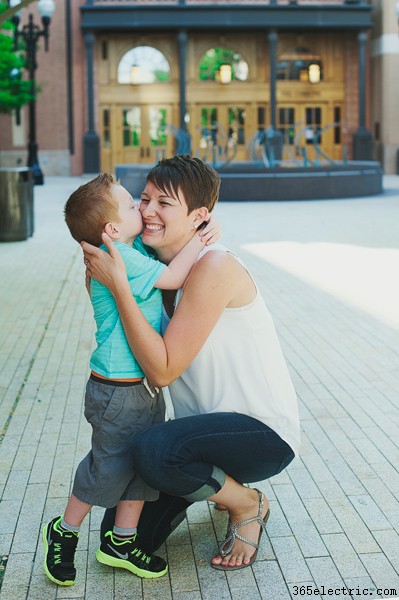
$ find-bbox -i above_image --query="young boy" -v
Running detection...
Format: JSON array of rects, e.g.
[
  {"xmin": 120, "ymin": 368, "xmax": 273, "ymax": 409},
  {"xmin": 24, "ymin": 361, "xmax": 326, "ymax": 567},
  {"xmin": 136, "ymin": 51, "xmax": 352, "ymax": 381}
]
[{"xmin": 43, "ymin": 173, "xmax": 213, "ymax": 586}]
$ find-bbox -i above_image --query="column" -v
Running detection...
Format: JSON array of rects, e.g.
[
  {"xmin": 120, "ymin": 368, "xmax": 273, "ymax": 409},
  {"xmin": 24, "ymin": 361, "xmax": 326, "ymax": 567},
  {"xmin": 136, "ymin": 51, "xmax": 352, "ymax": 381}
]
[
  {"xmin": 267, "ymin": 29, "xmax": 283, "ymax": 165},
  {"xmin": 353, "ymin": 31, "xmax": 373, "ymax": 160},
  {"xmin": 83, "ymin": 31, "xmax": 100, "ymax": 173},
  {"xmin": 177, "ymin": 29, "xmax": 191, "ymax": 153}
]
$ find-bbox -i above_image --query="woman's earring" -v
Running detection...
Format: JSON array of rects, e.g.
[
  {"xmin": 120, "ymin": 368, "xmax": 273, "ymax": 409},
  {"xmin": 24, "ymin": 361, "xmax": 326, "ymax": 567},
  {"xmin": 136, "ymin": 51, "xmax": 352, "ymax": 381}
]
[{"xmin": 192, "ymin": 222, "xmax": 199, "ymax": 229}]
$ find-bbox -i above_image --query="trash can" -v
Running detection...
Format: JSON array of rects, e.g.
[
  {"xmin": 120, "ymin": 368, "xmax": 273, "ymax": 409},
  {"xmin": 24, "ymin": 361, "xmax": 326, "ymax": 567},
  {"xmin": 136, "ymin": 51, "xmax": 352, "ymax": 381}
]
[{"xmin": 0, "ymin": 168, "xmax": 34, "ymax": 242}]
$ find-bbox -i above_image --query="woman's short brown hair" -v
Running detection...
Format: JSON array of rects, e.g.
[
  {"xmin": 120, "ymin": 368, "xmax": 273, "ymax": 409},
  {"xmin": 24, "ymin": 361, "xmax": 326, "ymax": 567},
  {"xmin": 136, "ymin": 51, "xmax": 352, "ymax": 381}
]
[
  {"xmin": 146, "ymin": 155, "xmax": 220, "ymax": 214},
  {"xmin": 64, "ymin": 173, "xmax": 120, "ymax": 246}
]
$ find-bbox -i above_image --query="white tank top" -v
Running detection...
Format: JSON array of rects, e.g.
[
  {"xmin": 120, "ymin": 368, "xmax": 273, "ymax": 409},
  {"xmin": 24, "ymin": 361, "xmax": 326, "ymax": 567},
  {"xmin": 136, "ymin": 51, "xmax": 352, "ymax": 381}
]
[{"xmin": 161, "ymin": 244, "xmax": 301, "ymax": 455}]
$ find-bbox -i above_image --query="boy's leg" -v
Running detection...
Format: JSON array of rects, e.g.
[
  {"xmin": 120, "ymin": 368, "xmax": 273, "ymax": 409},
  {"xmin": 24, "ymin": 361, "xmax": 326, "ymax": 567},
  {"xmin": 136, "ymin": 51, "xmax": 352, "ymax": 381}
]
[
  {"xmin": 101, "ymin": 493, "xmax": 192, "ymax": 553},
  {"xmin": 112, "ymin": 499, "xmax": 143, "ymax": 542},
  {"xmin": 63, "ymin": 493, "xmax": 92, "ymax": 528},
  {"xmin": 96, "ymin": 499, "xmax": 168, "ymax": 578},
  {"xmin": 114, "ymin": 499, "xmax": 144, "ymax": 531},
  {"xmin": 43, "ymin": 494, "xmax": 91, "ymax": 587}
]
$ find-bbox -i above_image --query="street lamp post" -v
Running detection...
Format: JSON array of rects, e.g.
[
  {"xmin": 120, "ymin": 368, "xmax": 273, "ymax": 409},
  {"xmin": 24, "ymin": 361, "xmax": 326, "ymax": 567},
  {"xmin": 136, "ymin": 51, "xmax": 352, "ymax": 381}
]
[{"xmin": 9, "ymin": 0, "xmax": 55, "ymax": 185}]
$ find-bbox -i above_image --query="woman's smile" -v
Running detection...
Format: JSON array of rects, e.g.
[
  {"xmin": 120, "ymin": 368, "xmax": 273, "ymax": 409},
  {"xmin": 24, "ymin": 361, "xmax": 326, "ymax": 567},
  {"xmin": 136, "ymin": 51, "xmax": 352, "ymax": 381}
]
[{"xmin": 144, "ymin": 223, "xmax": 164, "ymax": 232}]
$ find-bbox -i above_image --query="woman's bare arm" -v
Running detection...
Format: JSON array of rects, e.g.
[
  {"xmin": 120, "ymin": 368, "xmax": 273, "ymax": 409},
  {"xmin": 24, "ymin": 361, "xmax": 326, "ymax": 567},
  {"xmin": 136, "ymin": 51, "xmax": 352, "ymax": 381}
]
[{"xmin": 82, "ymin": 235, "xmax": 239, "ymax": 386}]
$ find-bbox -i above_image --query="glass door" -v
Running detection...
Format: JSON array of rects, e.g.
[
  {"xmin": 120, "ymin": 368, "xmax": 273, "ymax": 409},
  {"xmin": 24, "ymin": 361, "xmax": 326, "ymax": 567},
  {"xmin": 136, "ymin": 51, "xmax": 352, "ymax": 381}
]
[
  {"xmin": 192, "ymin": 105, "xmax": 249, "ymax": 162},
  {"xmin": 100, "ymin": 107, "xmax": 113, "ymax": 172},
  {"xmin": 277, "ymin": 106, "xmax": 297, "ymax": 162},
  {"xmin": 116, "ymin": 105, "xmax": 173, "ymax": 165},
  {"xmin": 277, "ymin": 104, "xmax": 343, "ymax": 164}
]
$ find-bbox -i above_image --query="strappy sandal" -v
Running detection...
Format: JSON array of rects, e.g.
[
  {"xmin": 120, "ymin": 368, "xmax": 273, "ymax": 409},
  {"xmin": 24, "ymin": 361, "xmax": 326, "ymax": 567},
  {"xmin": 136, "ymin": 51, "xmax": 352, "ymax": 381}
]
[{"xmin": 211, "ymin": 488, "xmax": 270, "ymax": 571}]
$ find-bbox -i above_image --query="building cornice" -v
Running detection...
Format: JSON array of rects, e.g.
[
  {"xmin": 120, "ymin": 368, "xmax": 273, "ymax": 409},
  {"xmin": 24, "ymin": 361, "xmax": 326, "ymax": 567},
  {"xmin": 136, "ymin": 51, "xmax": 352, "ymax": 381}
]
[{"xmin": 80, "ymin": 4, "xmax": 373, "ymax": 33}]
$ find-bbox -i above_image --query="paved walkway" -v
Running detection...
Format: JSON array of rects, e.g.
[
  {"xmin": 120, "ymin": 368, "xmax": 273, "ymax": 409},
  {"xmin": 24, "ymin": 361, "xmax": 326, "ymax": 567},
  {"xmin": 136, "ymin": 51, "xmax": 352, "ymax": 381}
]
[{"xmin": 0, "ymin": 176, "xmax": 398, "ymax": 600}]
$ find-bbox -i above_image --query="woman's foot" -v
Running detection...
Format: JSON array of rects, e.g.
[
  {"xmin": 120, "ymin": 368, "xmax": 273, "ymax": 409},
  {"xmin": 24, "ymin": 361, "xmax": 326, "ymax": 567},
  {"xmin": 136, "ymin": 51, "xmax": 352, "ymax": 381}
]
[{"xmin": 211, "ymin": 488, "xmax": 269, "ymax": 569}]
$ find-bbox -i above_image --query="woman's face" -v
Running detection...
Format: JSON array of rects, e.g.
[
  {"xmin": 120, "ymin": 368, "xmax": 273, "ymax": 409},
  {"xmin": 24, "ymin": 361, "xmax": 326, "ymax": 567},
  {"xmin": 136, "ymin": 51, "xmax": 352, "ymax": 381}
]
[{"xmin": 139, "ymin": 180, "xmax": 195, "ymax": 259}]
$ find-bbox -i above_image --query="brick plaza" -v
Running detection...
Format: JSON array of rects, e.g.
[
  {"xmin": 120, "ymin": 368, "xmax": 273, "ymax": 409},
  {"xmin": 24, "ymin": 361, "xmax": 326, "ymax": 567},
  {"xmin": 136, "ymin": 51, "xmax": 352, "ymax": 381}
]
[{"xmin": 0, "ymin": 176, "xmax": 398, "ymax": 600}]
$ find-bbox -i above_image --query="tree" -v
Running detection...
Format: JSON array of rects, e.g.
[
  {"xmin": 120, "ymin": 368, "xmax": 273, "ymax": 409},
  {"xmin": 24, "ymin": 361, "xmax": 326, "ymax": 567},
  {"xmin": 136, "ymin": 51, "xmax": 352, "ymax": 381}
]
[{"xmin": 0, "ymin": 1, "xmax": 36, "ymax": 113}]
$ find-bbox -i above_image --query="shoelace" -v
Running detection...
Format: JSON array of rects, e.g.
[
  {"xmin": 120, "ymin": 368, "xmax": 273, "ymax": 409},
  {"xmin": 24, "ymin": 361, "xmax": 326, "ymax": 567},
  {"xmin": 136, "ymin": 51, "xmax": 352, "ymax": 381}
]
[
  {"xmin": 131, "ymin": 547, "xmax": 152, "ymax": 565},
  {"xmin": 52, "ymin": 531, "xmax": 77, "ymax": 566},
  {"xmin": 53, "ymin": 542, "xmax": 62, "ymax": 565}
]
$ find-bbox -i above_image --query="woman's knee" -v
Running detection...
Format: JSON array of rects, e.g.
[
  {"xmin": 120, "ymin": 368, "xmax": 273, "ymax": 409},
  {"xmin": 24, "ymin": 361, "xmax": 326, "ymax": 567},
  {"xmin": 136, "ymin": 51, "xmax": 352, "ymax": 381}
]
[{"xmin": 131, "ymin": 423, "xmax": 174, "ymax": 471}]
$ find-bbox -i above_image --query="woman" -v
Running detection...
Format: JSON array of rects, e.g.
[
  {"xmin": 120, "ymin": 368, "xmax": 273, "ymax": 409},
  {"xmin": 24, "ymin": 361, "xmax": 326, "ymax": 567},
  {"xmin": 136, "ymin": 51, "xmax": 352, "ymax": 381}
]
[{"xmin": 83, "ymin": 155, "xmax": 300, "ymax": 571}]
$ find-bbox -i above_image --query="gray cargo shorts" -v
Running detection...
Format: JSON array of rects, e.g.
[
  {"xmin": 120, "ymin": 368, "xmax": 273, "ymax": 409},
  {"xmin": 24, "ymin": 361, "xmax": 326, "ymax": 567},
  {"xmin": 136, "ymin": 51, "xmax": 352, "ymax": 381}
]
[{"xmin": 72, "ymin": 375, "xmax": 165, "ymax": 508}]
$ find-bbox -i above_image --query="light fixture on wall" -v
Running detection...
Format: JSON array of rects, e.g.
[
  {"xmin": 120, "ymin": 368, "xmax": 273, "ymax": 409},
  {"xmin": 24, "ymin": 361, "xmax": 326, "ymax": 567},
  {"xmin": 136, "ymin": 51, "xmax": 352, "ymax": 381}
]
[
  {"xmin": 130, "ymin": 64, "xmax": 141, "ymax": 84},
  {"xmin": 219, "ymin": 63, "xmax": 232, "ymax": 84},
  {"xmin": 308, "ymin": 63, "xmax": 321, "ymax": 84}
]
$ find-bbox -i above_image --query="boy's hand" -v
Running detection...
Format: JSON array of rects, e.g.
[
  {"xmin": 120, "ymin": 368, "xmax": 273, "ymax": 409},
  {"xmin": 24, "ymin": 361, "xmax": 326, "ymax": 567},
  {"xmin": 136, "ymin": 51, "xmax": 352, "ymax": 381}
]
[
  {"xmin": 198, "ymin": 214, "xmax": 221, "ymax": 246},
  {"xmin": 81, "ymin": 233, "xmax": 127, "ymax": 294}
]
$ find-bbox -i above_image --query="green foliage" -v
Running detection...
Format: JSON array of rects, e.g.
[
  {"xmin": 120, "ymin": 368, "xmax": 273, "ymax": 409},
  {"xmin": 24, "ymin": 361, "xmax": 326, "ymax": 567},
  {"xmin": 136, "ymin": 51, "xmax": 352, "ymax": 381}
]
[
  {"xmin": 153, "ymin": 69, "xmax": 169, "ymax": 82},
  {"xmin": 199, "ymin": 47, "xmax": 238, "ymax": 82},
  {"xmin": 0, "ymin": 1, "xmax": 36, "ymax": 114}
]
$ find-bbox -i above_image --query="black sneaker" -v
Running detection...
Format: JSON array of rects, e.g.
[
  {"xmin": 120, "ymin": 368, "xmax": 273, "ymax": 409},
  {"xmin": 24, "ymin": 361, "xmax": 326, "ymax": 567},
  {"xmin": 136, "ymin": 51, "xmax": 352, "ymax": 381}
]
[
  {"xmin": 96, "ymin": 531, "xmax": 168, "ymax": 579},
  {"xmin": 42, "ymin": 516, "xmax": 79, "ymax": 586}
]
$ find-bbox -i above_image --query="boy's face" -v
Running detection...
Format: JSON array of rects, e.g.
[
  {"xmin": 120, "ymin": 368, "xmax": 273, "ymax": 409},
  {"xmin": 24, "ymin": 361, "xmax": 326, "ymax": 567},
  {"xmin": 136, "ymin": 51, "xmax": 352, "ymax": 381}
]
[{"xmin": 111, "ymin": 184, "xmax": 143, "ymax": 244}]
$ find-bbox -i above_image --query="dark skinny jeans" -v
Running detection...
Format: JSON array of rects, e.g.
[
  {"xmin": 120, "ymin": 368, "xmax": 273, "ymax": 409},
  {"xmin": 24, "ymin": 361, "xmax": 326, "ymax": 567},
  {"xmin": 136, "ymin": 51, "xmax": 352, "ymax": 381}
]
[{"xmin": 101, "ymin": 412, "xmax": 295, "ymax": 552}]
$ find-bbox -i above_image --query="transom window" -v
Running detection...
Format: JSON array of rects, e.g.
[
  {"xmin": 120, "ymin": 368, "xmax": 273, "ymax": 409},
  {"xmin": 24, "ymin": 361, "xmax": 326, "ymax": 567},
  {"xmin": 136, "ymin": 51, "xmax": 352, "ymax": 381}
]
[
  {"xmin": 199, "ymin": 47, "xmax": 249, "ymax": 82},
  {"xmin": 277, "ymin": 47, "xmax": 323, "ymax": 83},
  {"xmin": 118, "ymin": 46, "xmax": 170, "ymax": 85}
]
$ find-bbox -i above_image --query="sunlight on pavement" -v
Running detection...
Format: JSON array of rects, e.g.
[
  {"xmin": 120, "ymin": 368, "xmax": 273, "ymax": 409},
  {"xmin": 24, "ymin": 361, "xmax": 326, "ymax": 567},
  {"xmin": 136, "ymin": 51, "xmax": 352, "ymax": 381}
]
[{"xmin": 242, "ymin": 242, "xmax": 399, "ymax": 330}]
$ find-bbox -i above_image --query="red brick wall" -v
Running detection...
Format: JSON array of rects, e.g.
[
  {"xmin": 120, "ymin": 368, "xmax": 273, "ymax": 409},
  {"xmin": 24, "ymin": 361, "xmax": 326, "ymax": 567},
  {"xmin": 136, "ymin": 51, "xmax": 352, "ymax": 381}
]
[
  {"xmin": 0, "ymin": 3, "xmax": 68, "ymax": 153},
  {"xmin": 70, "ymin": 0, "xmax": 87, "ymax": 175},
  {"xmin": 30, "ymin": 2, "xmax": 68, "ymax": 151}
]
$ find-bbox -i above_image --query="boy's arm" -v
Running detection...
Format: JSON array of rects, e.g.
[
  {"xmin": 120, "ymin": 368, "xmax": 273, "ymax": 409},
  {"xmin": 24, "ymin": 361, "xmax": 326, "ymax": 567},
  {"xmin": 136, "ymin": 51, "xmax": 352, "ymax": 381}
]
[
  {"xmin": 154, "ymin": 232, "xmax": 205, "ymax": 290},
  {"xmin": 154, "ymin": 215, "xmax": 222, "ymax": 290}
]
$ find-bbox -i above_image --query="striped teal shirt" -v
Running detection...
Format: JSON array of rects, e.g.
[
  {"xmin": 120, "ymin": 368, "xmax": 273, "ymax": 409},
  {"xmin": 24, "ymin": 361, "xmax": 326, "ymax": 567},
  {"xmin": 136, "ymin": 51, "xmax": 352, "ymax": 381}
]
[{"xmin": 90, "ymin": 236, "xmax": 166, "ymax": 378}]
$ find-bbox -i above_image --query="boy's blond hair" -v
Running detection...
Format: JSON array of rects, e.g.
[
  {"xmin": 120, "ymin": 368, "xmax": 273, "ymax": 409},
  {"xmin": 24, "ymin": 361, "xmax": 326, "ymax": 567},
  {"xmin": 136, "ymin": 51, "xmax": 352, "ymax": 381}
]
[{"xmin": 64, "ymin": 173, "xmax": 120, "ymax": 246}]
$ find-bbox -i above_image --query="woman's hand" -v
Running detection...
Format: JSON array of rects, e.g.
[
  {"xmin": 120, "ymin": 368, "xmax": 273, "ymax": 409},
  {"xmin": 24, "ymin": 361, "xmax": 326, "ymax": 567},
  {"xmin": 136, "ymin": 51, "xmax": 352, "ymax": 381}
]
[
  {"xmin": 81, "ymin": 233, "xmax": 127, "ymax": 294},
  {"xmin": 198, "ymin": 214, "xmax": 221, "ymax": 246}
]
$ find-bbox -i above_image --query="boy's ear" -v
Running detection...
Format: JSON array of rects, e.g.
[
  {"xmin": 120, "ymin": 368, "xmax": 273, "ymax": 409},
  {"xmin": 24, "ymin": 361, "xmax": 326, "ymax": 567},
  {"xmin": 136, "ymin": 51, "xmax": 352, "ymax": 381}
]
[
  {"xmin": 193, "ymin": 207, "xmax": 209, "ymax": 228},
  {"xmin": 103, "ymin": 222, "xmax": 120, "ymax": 240}
]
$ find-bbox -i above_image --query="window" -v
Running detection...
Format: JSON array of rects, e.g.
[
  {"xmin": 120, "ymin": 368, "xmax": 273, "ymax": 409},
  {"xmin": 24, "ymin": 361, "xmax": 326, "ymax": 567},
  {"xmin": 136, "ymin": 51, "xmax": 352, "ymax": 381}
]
[
  {"xmin": 278, "ymin": 107, "xmax": 296, "ymax": 145},
  {"xmin": 228, "ymin": 107, "xmax": 246, "ymax": 146},
  {"xmin": 277, "ymin": 48, "xmax": 323, "ymax": 83},
  {"xmin": 149, "ymin": 108, "xmax": 167, "ymax": 147},
  {"xmin": 334, "ymin": 106, "xmax": 341, "ymax": 145},
  {"xmin": 199, "ymin": 107, "xmax": 218, "ymax": 148},
  {"xmin": 199, "ymin": 47, "xmax": 249, "ymax": 82},
  {"xmin": 305, "ymin": 107, "xmax": 322, "ymax": 144},
  {"xmin": 118, "ymin": 46, "xmax": 170, "ymax": 85},
  {"xmin": 102, "ymin": 109, "xmax": 111, "ymax": 148},
  {"xmin": 123, "ymin": 108, "xmax": 141, "ymax": 147}
]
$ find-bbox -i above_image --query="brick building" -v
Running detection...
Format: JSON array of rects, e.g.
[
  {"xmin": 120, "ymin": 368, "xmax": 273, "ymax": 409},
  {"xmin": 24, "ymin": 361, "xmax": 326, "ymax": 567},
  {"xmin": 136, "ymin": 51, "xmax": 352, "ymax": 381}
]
[{"xmin": 0, "ymin": 0, "xmax": 398, "ymax": 176}]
